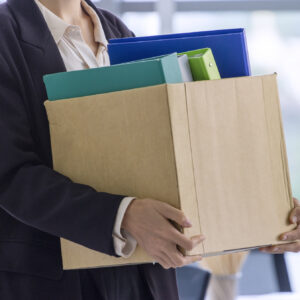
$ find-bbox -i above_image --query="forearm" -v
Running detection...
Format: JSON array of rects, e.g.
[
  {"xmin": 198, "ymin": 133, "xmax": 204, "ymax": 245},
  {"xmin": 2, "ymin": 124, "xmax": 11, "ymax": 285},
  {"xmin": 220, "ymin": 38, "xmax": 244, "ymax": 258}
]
[{"xmin": 0, "ymin": 161, "xmax": 124, "ymax": 256}]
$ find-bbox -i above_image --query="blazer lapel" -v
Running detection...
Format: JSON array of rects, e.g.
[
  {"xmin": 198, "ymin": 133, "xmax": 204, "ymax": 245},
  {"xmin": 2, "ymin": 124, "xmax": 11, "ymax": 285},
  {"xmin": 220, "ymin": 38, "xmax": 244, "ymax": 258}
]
[
  {"xmin": 7, "ymin": 0, "xmax": 55, "ymax": 50},
  {"xmin": 7, "ymin": 0, "xmax": 66, "ymax": 77},
  {"xmin": 7, "ymin": 0, "xmax": 118, "ymax": 50},
  {"xmin": 6, "ymin": 0, "xmax": 119, "ymax": 99}
]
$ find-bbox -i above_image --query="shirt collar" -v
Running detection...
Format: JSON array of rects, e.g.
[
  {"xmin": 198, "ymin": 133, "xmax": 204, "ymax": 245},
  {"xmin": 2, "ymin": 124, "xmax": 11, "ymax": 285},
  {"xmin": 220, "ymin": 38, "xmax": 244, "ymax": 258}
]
[
  {"xmin": 34, "ymin": 0, "xmax": 108, "ymax": 48},
  {"xmin": 81, "ymin": 0, "xmax": 108, "ymax": 48}
]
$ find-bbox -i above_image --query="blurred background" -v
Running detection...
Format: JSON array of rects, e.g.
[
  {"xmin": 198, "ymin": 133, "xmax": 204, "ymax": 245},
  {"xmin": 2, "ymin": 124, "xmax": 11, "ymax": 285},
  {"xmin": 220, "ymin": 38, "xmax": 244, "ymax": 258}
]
[
  {"xmin": 95, "ymin": 0, "xmax": 300, "ymax": 199},
  {"xmin": 95, "ymin": 0, "xmax": 300, "ymax": 197},
  {"xmin": 1, "ymin": 0, "xmax": 299, "ymax": 299},
  {"xmin": 96, "ymin": 1, "xmax": 300, "ymax": 299}
]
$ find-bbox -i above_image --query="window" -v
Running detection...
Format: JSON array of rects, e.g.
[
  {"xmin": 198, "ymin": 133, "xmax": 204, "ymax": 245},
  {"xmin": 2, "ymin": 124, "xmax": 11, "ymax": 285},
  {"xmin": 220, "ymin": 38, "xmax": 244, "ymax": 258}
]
[{"xmin": 97, "ymin": 0, "xmax": 300, "ymax": 199}]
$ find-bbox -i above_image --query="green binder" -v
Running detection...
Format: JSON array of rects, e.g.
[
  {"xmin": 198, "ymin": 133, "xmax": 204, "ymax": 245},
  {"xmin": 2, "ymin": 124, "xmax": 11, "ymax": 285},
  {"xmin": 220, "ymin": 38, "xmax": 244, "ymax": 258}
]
[
  {"xmin": 43, "ymin": 53, "xmax": 183, "ymax": 101},
  {"xmin": 179, "ymin": 48, "xmax": 221, "ymax": 81}
]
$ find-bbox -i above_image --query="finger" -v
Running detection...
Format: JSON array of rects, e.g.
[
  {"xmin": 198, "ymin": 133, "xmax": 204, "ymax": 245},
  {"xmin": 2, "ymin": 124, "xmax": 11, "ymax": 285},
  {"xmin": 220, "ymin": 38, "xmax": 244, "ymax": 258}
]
[
  {"xmin": 259, "ymin": 247, "xmax": 269, "ymax": 252},
  {"xmin": 293, "ymin": 198, "xmax": 300, "ymax": 207},
  {"xmin": 170, "ymin": 230, "xmax": 205, "ymax": 251},
  {"xmin": 260, "ymin": 242, "xmax": 300, "ymax": 254},
  {"xmin": 153, "ymin": 255, "xmax": 171, "ymax": 269},
  {"xmin": 159, "ymin": 252, "xmax": 176, "ymax": 269},
  {"xmin": 164, "ymin": 247, "xmax": 202, "ymax": 268},
  {"xmin": 181, "ymin": 255, "xmax": 203, "ymax": 266},
  {"xmin": 260, "ymin": 245, "xmax": 281, "ymax": 253},
  {"xmin": 163, "ymin": 247, "xmax": 184, "ymax": 268},
  {"xmin": 189, "ymin": 235, "xmax": 206, "ymax": 250},
  {"xmin": 289, "ymin": 206, "xmax": 300, "ymax": 225},
  {"xmin": 158, "ymin": 203, "xmax": 192, "ymax": 228},
  {"xmin": 280, "ymin": 226, "xmax": 300, "ymax": 241},
  {"xmin": 169, "ymin": 253, "xmax": 203, "ymax": 268}
]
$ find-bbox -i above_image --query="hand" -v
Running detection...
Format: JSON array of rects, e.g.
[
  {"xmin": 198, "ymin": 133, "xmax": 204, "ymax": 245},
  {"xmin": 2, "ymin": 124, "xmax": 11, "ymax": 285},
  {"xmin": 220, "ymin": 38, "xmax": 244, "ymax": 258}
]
[
  {"xmin": 122, "ymin": 198, "xmax": 205, "ymax": 269},
  {"xmin": 260, "ymin": 198, "xmax": 300, "ymax": 254}
]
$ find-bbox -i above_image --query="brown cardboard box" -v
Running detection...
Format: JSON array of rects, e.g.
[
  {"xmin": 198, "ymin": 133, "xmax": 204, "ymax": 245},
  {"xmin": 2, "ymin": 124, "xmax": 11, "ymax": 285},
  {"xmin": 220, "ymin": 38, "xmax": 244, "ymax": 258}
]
[{"xmin": 44, "ymin": 74, "xmax": 294, "ymax": 270}]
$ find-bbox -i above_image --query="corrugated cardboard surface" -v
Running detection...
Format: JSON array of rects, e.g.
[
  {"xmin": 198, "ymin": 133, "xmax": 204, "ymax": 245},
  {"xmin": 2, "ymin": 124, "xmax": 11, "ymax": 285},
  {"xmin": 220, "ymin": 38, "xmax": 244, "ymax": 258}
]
[
  {"xmin": 46, "ymin": 85, "xmax": 184, "ymax": 268},
  {"xmin": 45, "ymin": 74, "xmax": 293, "ymax": 270},
  {"xmin": 183, "ymin": 75, "xmax": 293, "ymax": 254}
]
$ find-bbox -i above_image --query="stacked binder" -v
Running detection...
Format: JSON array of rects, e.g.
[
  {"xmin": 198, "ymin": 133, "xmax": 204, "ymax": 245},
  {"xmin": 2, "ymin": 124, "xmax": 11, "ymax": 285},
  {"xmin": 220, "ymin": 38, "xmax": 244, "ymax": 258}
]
[
  {"xmin": 44, "ymin": 53, "xmax": 184, "ymax": 101},
  {"xmin": 179, "ymin": 48, "xmax": 221, "ymax": 81},
  {"xmin": 108, "ymin": 28, "xmax": 251, "ymax": 78}
]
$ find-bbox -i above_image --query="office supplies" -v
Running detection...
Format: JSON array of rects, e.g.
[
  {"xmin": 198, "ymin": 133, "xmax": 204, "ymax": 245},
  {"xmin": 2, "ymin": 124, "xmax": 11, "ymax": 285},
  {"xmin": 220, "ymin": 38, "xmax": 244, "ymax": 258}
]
[
  {"xmin": 177, "ymin": 54, "xmax": 193, "ymax": 82},
  {"xmin": 44, "ymin": 53, "xmax": 183, "ymax": 101},
  {"xmin": 108, "ymin": 28, "xmax": 251, "ymax": 78},
  {"xmin": 44, "ymin": 74, "xmax": 293, "ymax": 269},
  {"xmin": 179, "ymin": 48, "xmax": 221, "ymax": 81}
]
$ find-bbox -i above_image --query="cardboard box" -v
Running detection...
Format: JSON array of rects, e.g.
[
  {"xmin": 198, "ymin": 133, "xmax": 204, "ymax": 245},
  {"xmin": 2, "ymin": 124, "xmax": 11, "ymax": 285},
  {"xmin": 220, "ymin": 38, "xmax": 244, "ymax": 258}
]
[{"xmin": 44, "ymin": 74, "xmax": 294, "ymax": 270}]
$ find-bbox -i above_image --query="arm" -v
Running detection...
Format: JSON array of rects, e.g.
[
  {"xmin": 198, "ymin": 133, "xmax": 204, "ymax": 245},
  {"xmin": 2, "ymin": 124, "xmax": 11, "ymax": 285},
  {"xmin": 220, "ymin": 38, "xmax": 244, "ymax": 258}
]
[{"xmin": 0, "ymin": 54, "xmax": 124, "ymax": 256}]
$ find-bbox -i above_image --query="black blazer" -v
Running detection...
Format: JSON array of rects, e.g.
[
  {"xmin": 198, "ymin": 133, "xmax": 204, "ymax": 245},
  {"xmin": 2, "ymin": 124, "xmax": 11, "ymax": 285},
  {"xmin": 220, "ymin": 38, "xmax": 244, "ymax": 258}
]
[{"xmin": 0, "ymin": 0, "xmax": 135, "ymax": 279}]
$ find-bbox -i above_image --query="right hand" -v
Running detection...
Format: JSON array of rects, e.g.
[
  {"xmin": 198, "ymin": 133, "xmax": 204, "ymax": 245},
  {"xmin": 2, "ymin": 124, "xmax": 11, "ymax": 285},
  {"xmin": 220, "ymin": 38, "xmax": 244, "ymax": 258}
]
[{"xmin": 122, "ymin": 198, "xmax": 205, "ymax": 269}]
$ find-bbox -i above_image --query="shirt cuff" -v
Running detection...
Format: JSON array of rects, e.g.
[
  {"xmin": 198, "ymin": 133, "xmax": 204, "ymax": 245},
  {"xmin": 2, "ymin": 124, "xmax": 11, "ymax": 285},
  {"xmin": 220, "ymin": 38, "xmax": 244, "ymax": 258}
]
[{"xmin": 113, "ymin": 196, "xmax": 137, "ymax": 258}]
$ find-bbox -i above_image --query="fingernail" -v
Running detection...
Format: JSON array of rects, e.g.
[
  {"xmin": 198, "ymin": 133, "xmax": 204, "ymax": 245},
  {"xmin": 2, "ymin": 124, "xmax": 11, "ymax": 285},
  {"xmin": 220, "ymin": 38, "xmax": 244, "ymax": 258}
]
[
  {"xmin": 281, "ymin": 235, "xmax": 287, "ymax": 241},
  {"xmin": 292, "ymin": 216, "xmax": 297, "ymax": 224},
  {"xmin": 183, "ymin": 220, "xmax": 192, "ymax": 227},
  {"xmin": 273, "ymin": 247, "xmax": 279, "ymax": 252}
]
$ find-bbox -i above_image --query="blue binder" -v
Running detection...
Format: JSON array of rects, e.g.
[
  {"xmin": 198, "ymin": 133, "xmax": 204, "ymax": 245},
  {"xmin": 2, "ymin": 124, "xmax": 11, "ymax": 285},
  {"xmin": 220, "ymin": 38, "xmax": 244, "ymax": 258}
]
[{"xmin": 108, "ymin": 28, "xmax": 251, "ymax": 78}]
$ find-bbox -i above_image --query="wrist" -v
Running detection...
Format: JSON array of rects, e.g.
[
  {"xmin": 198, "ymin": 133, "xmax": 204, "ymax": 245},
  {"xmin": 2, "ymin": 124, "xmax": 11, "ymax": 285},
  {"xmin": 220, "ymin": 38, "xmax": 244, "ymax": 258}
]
[{"xmin": 121, "ymin": 198, "xmax": 137, "ymax": 232}]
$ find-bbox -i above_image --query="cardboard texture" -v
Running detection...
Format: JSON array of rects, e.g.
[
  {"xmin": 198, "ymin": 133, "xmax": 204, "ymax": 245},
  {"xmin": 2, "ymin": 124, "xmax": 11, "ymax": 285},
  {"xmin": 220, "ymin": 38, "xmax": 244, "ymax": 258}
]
[{"xmin": 44, "ymin": 74, "xmax": 293, "ymax": 270}]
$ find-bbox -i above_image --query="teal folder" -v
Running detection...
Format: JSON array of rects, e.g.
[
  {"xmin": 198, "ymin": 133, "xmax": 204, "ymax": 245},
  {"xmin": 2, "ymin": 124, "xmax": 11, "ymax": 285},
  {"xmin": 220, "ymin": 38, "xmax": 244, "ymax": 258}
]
[{"xmin": 43, "ymin": 53, "xmax": 183, "ymax": 101}]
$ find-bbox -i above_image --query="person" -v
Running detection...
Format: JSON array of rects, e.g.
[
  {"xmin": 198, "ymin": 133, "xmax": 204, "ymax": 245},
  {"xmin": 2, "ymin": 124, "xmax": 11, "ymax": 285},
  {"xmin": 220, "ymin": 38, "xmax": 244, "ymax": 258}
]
[
  {"xmin": 0, "ymin": 0, "xmax": 205, "ymax": 299},
  {"xmin": 260, "ymin": 198, "xmax": 300, "ymax": 254}
]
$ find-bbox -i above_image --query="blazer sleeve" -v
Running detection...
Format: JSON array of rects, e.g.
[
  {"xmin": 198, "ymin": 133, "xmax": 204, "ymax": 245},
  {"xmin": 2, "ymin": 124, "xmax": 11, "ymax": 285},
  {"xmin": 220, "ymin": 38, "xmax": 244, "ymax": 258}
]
[{"xmin": 0, "ymin": 54, "xmax": 124, "ymax": 257}]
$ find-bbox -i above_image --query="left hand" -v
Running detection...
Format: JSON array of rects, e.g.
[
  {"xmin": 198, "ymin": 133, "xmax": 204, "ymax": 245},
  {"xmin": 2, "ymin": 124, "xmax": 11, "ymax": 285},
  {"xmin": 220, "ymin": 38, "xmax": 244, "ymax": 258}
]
[{"xmin": 260, "ymin": 198, "xmax": 300, "ymax": 254}]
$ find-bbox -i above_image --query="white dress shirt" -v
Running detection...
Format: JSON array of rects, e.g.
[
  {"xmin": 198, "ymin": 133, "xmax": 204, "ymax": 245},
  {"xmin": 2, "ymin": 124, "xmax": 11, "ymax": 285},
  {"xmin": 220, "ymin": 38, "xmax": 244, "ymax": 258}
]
[{"xmin": 35, "ymin": 0, "xmax": 137, "ymax": 258}]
